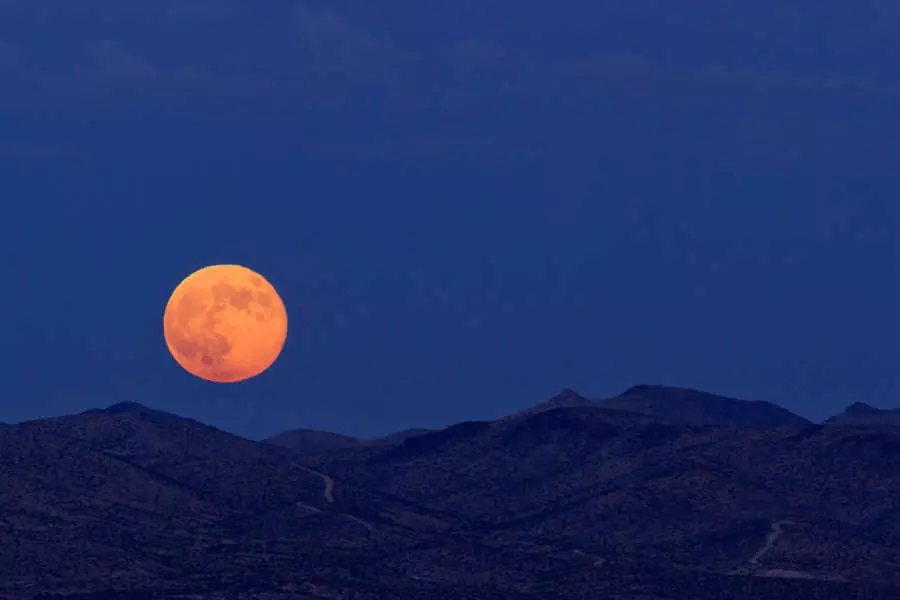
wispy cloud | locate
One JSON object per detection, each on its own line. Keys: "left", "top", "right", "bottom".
{"left": 445, "top": 41, "right": 506, "bottom": 73}
{"left": 29, "top": 40, "right": 274, "bottom": 98}
{"left": 88, "top": 40, "right": 159, "bottom": 82}
{"left": 2, "top": 3, "right": 899, "bottom": 125}
{"left": 296, "top": 135, "right": 549, "bottom": 162}
{"left": 166, "top": 0, "right": 239, "bottom": 21}
{"left": 292, "top": 5, "right": 417, "bottom": 81}
{"left": 557, "top": 51, "right": 900, "bottom": 97}
{"left": 0, "top": 43, "right": 19, "bottom": 69}
{"left": 0, "top": 142, "right": 84, "bottom": 160}
{"left": 556, "top": 52, "right": 650, "bottom": 77}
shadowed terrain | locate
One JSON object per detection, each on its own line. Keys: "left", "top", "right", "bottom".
{"left": 263, "top": 427, "right": 432, "bottom": 454}
{"left": 826, "top": 401, "right": 900, "bottom": 426}
{"left": 4, "top": 386, "right": 900, "bottom": 598}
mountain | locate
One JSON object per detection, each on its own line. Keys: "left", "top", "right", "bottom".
{"left": 263, "top": 426, "right": 432, "bottom": 453}
{"left": 2, "top": 402, "right": 453, "bottom": 597}
{"left": 826, "top": 401, "right": 900, "bottom": 426}
{"left": 0, "top": 421, "right": 228, "bottom": 595}
{"left": 305, "top": 404, "right": 900, "bottom": 584}
{"left": 263, "top": 428, "right": 363, "bottom": 453}
{"left": 367, "top": 427, "right": 433, "bottom": 446}
{"left": 18, "top": 402, "right": 354, "bottom": 515}
{"left": 596, "top": 384, "right": 811, "bottom": 427}
{"left": 506, "top": 388, "right": 593, "bottom": 419}
{"left": 5, "top": 388, "right": 900, "bottom": 598}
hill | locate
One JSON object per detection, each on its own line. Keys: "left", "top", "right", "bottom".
{"left": 4, "top": 386, "right": 900, "bottom": 598}
{"left": 263, "top": 428, "right": 363, "bottom": 453}
{"left": 595, "top": 384, "right": 811, "bottom": 427}
{"left": 826, "top": 401, "right": 900, "bottom": 426}
{"left": 263, "top": 426, "right": 432, "bottom": 454}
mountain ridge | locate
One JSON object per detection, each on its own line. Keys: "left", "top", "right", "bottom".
{"left": 826, "top": 401, "right": 900, "bottom": 425}
{"left": 595, "top": 384, "right": 812, "bottom": 428}
{"left": 5, "top": 384, "right": 900, "bottom": 597}
{"left": 80, "top": 385, "right": 893, "bottom": 446}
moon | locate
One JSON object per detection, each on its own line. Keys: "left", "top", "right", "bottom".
{"left": 163, "top": 264, "right": 287, "bottom": 383}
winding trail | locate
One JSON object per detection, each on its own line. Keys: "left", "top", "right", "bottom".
{"left": 344, "top": 514, "right": 375, "bottom": 532}
{"left": 292, "top": 463, "right": 334, "bottom": 504}
{"left": 748, "top": 520, "right": 794, "bottom": 566}
{"left": 727, "top": 519, "right": 797, "bottom": 575}
{"left": 294, "top": 500, "right": 321, "bottom": 513}
{"left": 291, "top": 463, "right": 373, "bottom": 532}
{"left": 573, "top": 549, "right": 606, "bottom": 567}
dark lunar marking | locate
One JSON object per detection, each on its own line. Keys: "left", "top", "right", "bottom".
{"left": 250, "top": 276, "right": 263, "bottom": 288}
{"left": 229, "top": 287, "right": 253, "bottom": 311}
{"left": 170, "top": 325, "right": 231, "bottom": 364}
{"left": 210, "top": 334, "right": 232, "bottom": 357}
{"left": 255, "top": 312, "right": 265, "bottom": 322}
{"left": 256, "top": 292, "right": 272, "bottom": 308}
{"left": 210, "top": 282, "right": 236, "bottom": 301}
{"left": 204, "top": 310, "right": 219, "bottom": 332}
{"left": 176, "top": 290, "right": 209, "bottom": 319}
{"left": 172, "top": 336, "right": 206, "bottom": 359}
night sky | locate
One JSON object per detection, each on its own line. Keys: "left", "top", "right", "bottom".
{"left": 3, "top": 1, "right": 900, "bottom": 440}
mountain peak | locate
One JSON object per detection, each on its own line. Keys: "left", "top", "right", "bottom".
{"left": 264, "top": 428, "right": 362, "bottom": 453}
{"left": 827, "top": 402, "right": 900, "bottom": 426}
{"left": 103, "top": 401, "right": 153, "bottom": 414}
{"left": 506, "top": 388, "right": 591, "bottom": 420}
{"left": 599, "top": 384, "right": 810, "bottom": 428}
{"left": 79, "top": 402, "right": 185, "bottom": 424}
{"left": 546, "top": 388, "right": 590, "bottom": 406}
{"left": 623, "top": 383, "right": 662, "bottom": 394}
{"left": 844, "top": 401, "right": 880, "bottom": 415}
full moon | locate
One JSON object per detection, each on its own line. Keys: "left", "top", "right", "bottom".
{"left": 163, "top": 264, "right": 287, "bottom": 383}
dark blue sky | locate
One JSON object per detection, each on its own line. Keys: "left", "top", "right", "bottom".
{"left": 3, "top": 0, "right": 900, "bottom": 439}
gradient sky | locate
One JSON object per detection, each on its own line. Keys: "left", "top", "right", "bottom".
{"left": 3, "top": 1, "right": 900, "bottom": 439}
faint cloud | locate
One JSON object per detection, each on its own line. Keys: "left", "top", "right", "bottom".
{"left": 557, "top": 51, "right": 900, "bottom": 97}
{"left": 32, "top": 40, "right": 274, "bottom": 97}
{"left": 446, "top": 41, "right": 505, "bottom": 72}
{"left": 297, "top": 136, "right": 548, "bottom": 162}
{"left": 166, "top": 0, "right": 239, "bottom": 21}
{"left": 88, "top": 40, "right": 160, "bottom": 82}
{"left": 0, "top": 43, "right": 19, "bottom": 69}
{"left": 558, "top": 52, "right": 650, "bottom": 76}
{"left": 292, "top": 5, "right": 415, "bottom": 81}
{"left": 0, "top": 142, "right": 84, "bottom": 160}
{"left": 871, "top": 0, "right": 900, "bottom": 33}
{"left": 693, "top": 63, "right": 888, "bottom": 94}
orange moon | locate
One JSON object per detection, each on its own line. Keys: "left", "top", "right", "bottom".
{"left": 163, "top": 264, "right": 287, "bottom": 383}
